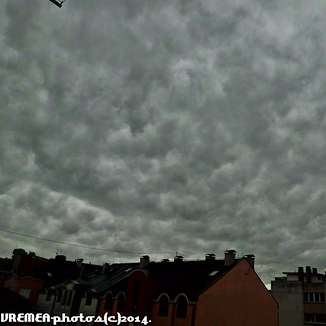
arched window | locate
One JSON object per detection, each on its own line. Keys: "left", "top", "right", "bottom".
{"left": 176, "top": 296, "right": 187, "bottom": 318}
{"left": 62, "top": 291, "right": 68, "bottom": 305}
{"left": 66, "top": 291, "right": 72, "bottom": 306}
{"left": 158, "top": 295, "right": 169, "bottom": 316}
{"left": 85, "top": 292, "right": 92, "bottom": 306}
{"left": 57, "top": 290, "right": 63, "bottom": 302}
{"left": 104, "top": 293, "right": 113, "bottom": 311}
{"left": 46, "top": 290, "right": 53, "bottom": 301}
{"left": 117, "top": 293, "right": 125, "bottom": 312}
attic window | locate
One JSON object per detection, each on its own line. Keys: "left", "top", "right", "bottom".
{"left": 209, "top": 270, "right": 219, "bottom": 276}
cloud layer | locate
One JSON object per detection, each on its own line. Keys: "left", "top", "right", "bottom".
{"left": 1, "top": 0, "right": 326, "bottom": 285}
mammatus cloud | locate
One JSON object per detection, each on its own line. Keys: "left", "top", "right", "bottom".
{"left": 1, "top": 0, "right": 326, "bottom": 285}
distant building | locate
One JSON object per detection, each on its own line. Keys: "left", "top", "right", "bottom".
{"left": 0, "top": 248, "right": 99, "bottom": 310}
{"left": 0, "top": 286, "right": 34, "bottom": 326}
{"left": 271, "top": 266, "right": 326, "bottom": 326}
{"left": 40, "top": 250, "right": 278, "bottom": 326}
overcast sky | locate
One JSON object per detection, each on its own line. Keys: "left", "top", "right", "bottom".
{"left": 1, "top": 0, "right": 326, "bottom": 286}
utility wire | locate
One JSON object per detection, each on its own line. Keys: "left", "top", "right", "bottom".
{"left": 0, "top": 228, "right": 175, "bottom": 255}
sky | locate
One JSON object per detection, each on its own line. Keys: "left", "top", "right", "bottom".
{"left": 1, "top": 0, "right": 326, "bottom": 287}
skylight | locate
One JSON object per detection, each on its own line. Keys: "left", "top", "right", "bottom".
{"left": 209, "top": 270, "right": 219, "bottom": 276}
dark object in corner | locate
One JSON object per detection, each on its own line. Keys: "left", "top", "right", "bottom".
{"left": 49, "top": 0, "right": 65, "bottom": 8}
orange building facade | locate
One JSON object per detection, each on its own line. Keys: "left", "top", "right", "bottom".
{"left": 95, "top": 252, "right": 279, "bottom": 326}
{"left": 196, "top": 259, "right": 279, "bottom": 326}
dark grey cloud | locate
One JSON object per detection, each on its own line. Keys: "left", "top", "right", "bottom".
{"left": 2, "top": 0, "right": 326, "bottom": 286}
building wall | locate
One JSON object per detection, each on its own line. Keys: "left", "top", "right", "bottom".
{"left": 38, "top": 291, "right": 55, "bottom": 313}
{"left": 151, "top": 300, "right": 174, "bottom": 326}
{"left": 79, "top": 292, "right": 98, "bottom": 317}
{"left": 196, "top": 259, "right": 279, "bottom": 326}
{"left": 150, "top": 298, "right": 196, "bottom": 326}
{"left": 124, "top": 270, "right": 158, "bottom": 319}
{"left": 4, "top": 275, "right": 44, "bottom": 308}
{"left": 271, "top": 280, "right": 303, "bottom": 326}
{"left": 174, "top": 302, "right": 196, "bottom": 326}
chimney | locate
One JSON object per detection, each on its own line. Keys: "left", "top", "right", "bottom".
{"left": 161, "top": 259, "right": 170, "bottom": 263}
{"left": 102, "top": 263, "right": 111, "bottom": 274}
{"left": 12, "top": 249, "right": 27, "bottom": 273}
{"left": 80, "top": 264, "right": 88, "bottom": 278}
{"left": 298, "top": 267, "right": 304, "bottom": 282}
{"left": 313, "top": 268, "right": 317, "bottom": 274}
{"left": 174, "top": 255, "right": 183, "bottom": 263}
{"left": 139, "top": 255, "right": 150, "bottom": 268}
{"left": 224, "top": 250, "right": 236, "bottom": 266}
{"left": 75, "top": 258, "right": 84, "bottom": 268}
{"left": 55, "top": 255, "right": 66, "bottom": 261}
{"left": 205, "top": 254, "right": 216, "bottom": 261}
{"left": 306, "top": 266, "right": 311, "bottom": 283}
{"left": 245, "top": 254, "right": 255, "bottom": 270}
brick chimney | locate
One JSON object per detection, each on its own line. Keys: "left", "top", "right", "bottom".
{"left": 139, "top": 255, "right": 150, "bottom": 268}
{"left": 102, "top": 263, "right": 111, "bottom": 274}
{"left": 205, "top": 253, "right": 216, "bottom": 261}
{"left": 55, "top": 255, "right": 66, "bottom": 261}
{"left": 174, "top": 255, "right": 184, "bottom": 263}
{"left": 306, "top": 266, "right": 311, "bottom": 283}
{"left": 75, "top": 258, "right": 84, "bottom": 268}
{"left": 12, "top": 248, "right": 27, "bottom": 274}
{"left": 298, "top": 267, "right": 304, "bottom": 282}
{"left": 80, "top": 264, "right": 88, "bottom": 278}
{"left": 224, "top": 250, "right": 236, "bottom": 266}
{"left": 245, "top": 254, "right": 255, "bottom": 270}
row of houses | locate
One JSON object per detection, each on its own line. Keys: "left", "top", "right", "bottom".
{"left": 1, "top": 248, "right": 326, "bottom": 325}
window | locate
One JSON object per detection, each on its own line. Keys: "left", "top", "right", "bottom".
{"left": 132, "top": 281, "right": 140, "bottom": 315}
{"left": 304, "top": 292, "right": 325, "bottom": 303}
{"left": 19, "top": 288, "right": 31, "bottom": 299}
{"left": 57, "top": 290, "right": 63, "bottom": 302}
{"left": 85, "top": 292, "right": 92, "bottom": 306}
{"left": 105, "top": 293, "right": 113, "bottom": 311}
{"left": 158, "top": 296, "right": 169, "bottom": 316}
{"left": 305, "top": 313, "right": 326, "bottom": 323}
{"left": 46, "top": 290, "right": 53, "bottom": 301}
{"left": 176, "top": 296, "right": 187, "bottom": 318}
{"left": 62, "top": 291, "right": 68, "bottom": 305}
{"left": 66, "top": 291, "right": 72, "bottom": 306}
{"left": 117, "top": 293, "right": 125, "bottom": 312}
